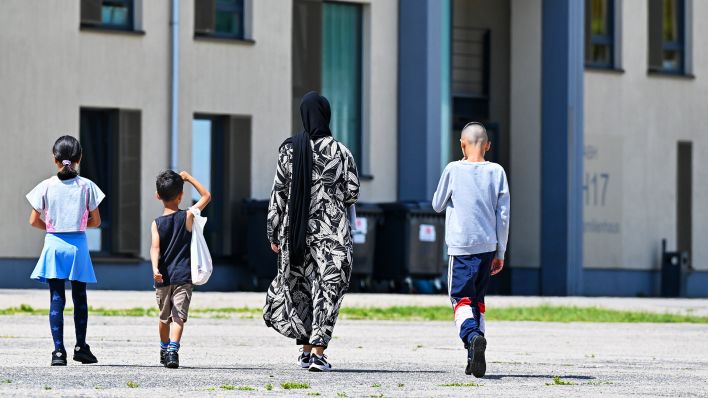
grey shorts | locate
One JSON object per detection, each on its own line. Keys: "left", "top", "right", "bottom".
{"left": 155, "top": 284, "right": 193, "bottom": 324}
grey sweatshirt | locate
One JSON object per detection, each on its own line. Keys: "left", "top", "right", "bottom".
{"left": 432, "top": 161, "right": 510, "bottom": 259}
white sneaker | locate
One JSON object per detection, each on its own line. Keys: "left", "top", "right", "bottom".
{"left": 298, "top": 352, "right": 312, "bottom": 369}
{"left": 308, "top": 354, "right": 332, "bottom": 372}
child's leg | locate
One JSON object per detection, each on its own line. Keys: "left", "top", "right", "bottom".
{"left": 472, "top": 253, "right": 494, "bottom": 336}
{"left": 167, "top": 284, "right": 192, "bottom": 352}
{"left": 70, "top": 281, "right": 88, "bottom": 348}
{"left": 159, "top": 322, "right": 170, "bottom": 345}
{"left": 448, "top": 255, "right": 487, "bottom": 346}
{"left": 47, "top": 279, "right": 67, "bottom": 351}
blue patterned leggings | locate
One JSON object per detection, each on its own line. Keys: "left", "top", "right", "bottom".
{"left": 47, "top": 279, "right": 88, "bottom": 351}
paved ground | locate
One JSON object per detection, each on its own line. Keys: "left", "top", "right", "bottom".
{"left": 2, "top": 289, "right": 708, "bottom": 315}
{"left": 1, "top": 314, "right": 708, "bottom": 396}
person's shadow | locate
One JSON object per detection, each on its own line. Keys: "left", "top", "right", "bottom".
{"left": 483, "top": 374, "right": 596, "bottom": 380}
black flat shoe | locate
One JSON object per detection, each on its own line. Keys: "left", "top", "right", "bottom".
{"left": 466, "top": 335, "right": 487, "bottom": 377}
{"left": 165, "top": 350, "right": 179, "bottom": 369}
{"left": 73, "top": 344, "right": 98, "bottom": 364}
{"left": 51, "top": 349, "right": 67, "bottom": 366}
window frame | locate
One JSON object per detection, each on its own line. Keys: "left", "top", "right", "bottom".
{"left": 194, "top": 0, "right": 255, "bottom": 44}
{"left": 80, "top": 0, "right": 143, "bottom": 34}
{"left": 648, "top": 0, "right": 693, "bottom": 77}
{"left": 585, "top": 0, "right": 624, "bottom": 71}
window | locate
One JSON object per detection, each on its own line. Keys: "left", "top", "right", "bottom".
{"left": 292, "top": 0, "right": 365, "bottom": 169}
{"left": 192, "top": 115, "right": 251, "bottom": 260}
{"left": 80, "top": 0, "right": 135, "bottom": 31}
{"left": 585, "top": 0, "right": 615, "bottom": 68}
{"left": 648, "top": 0, "right": 688, "bottom": 74}
{"left": 195, "top": 0, "right": 250, "bottom": 40}
{"left": 79, "top": 108, "right": 141, "bottom": 257}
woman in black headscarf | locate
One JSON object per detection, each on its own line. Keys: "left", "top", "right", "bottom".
{"left": 264, "top": 91, "right": 360, "bottom": 372}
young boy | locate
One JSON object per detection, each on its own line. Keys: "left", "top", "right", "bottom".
{"left": 150, "top": 170, "right": 211, "bottom": 369}
{"left": 432, "top": 122, "right": 510, "bottom": 378}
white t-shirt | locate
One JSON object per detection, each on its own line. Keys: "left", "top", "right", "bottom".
{"left": 26, "top": 176, "right": 105, "bottom": 233}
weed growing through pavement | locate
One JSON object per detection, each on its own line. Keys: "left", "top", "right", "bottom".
{"left": 44, "top": 386, "right": 52, "bottom": 390}
{"left": 307, "top": 393, "right": 321, "bottom": 396}
{"left": 546, "top": 376, "right": 575, "bottom": 386}
{"left": 94, "top": 385, "right": 103, "bottom": 390}
{"left": 439, "top": 382, "right": 482, "bottom": 387}
{"left": 236, "top": 386, "right": 255, "bottom": 391}
{"left": 281, "top": 382, "right": 310, "bottom": 390}
{"left": 127, "top": 381, "right": 139, "bottom": 388}
{"left": 370, "top": 394, "right": 384, "bottom": 398}
{"left": 3, "top": 380, "right": 11, "bottom": 384}
{"left": 372, "top": 383, "right": 381, "bottom": 387}
{"left": 206, "top": 387, "right": 215, "bottom": 391}
{"left": 220, "top": 385, "right": 236, "bottom": 390}
{"left": 585, "top": 380, "right": 613, "bottom": 385}
{"left": 265, "top": 383, "right": 273, "bottom": 390}
{"left": 397, "top": 383, "right": 405, "bottom": 388}
{"left": 336, "top": 393, "right": 348, "bottom": 397}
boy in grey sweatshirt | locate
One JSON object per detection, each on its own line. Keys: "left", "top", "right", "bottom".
{"left": 432, "top": 122, "right": 510, "bottom": 378}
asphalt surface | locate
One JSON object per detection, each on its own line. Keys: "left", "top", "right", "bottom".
{"left": 1, "top": 314, "right": 707, "bottom": 397}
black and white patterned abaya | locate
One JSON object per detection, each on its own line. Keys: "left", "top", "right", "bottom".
{"left": 264, "top": 136, "right": 360, "bottom": 347}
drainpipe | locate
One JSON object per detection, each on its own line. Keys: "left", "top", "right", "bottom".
{"left": 169, "top": 0, "right": 180, "bottom": 170}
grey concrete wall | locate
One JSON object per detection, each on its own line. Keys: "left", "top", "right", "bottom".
{"left": 509, "top": 0, "right": 543, "bottom": 269}
{"left": 584, "top": 0, "right": 708, "bottom": 271}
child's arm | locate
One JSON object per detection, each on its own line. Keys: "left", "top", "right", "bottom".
{"left": 86, "top": 209, "right": 101, "bottom": 228}
{"left": 28, "top": 209, "right": 46, "bottom": 230}
{"left": 150, "top": 221, "right": 163, "bottom": 284}
{"left": 180, "top": 171, "right": 211, "bottom": 232}
{"left": 432, "top": 165, "right": 453, "bottom": 213}
{"left": 492, "top": 169, "right": 510, "bottom": 275}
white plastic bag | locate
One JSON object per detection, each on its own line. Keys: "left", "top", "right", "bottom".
{"left": 189, "top": 207, "right": 213, "bottom": 285}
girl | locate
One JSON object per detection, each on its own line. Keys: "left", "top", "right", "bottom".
{"left": 26, "top": 135, "right": 105, "bottom": 366}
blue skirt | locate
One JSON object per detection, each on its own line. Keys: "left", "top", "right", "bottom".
{"left": 31, "top": 233, "right": 97, "bottom": 284}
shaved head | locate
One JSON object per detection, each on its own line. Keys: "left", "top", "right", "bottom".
{"left": 461, "top": 122, "right": 488, "bottom": 145}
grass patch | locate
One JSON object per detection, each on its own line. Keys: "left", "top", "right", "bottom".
{"left": 372, "top": 383, "right": 381, "bottom": 388}
{"left": 44, "top": 386, "right": 52, "bottom": 390}
{"left": 264, "top": 383, "right": 273, "bottom": 391}
{"left": 336, "top": 393, "right": 348, "bottom": 397}
{"left": 439, "top": 382, "right": 481, "bottom": 387}
{"left": 236, "top": 386, "right": 255, "bottom": 391}
{"left": 307, "top": 393, "right": 321, "bottom": 396}
{"left": 281, "top": 382, "right": 310, "bottom": 390}
{"left": 3, "top": 304, "right": 708, "bottom": 323}
{"left": 127, "top": 381, "right": 139, "bottom": 388}
{"left": 546, "top": 376, "right": 575, "bottom": 386}
{"left": 220, "top": 385, "right": 235, "bottom": 390}
{"left": 370, "top": 395, "right": 384, "bottom": 398}
{"left": 397, "top": 383, "right": 405, "bottom": 388}
{"left": 3, "top": 380, "right": 11, "bottom": 384}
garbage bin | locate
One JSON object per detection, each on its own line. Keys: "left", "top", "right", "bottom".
{"left": 374, "top": 202, "right": 446, "bottom": 291}
{"left": 243, "top": 199, "right": 277, "bottom": 290}
{"left": 349, "top": 203, "right": 383, "bottom": 291}
{"left": 661, "top": 245, "right": 691, "bottom": 297}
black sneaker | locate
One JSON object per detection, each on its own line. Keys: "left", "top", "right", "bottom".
{"left": 51, "top": 349, "right": 67, "bottom": 366}
{"left": 73, "top": 344, "right": 98, "bottom": 364}
{"left": 466, "top": 335, "right": 487, "bottom": 377}
{"left": 298, "top": 352, "right": 312, "bottom": 369}
{"left": 160, "top": 348, "right": 167, "bottom": 365}
{"left": 308, "top": 355, "right": 332, "bottom": 372}
{"left": 165, "top": 350, "right": 179, "bottom": 369}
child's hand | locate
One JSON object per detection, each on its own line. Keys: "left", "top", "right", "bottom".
{"left": 153, "top": 270, "right": 163, "bottom": 284}
{"left": 179, "top": 171, "right": 192, "bottom": 182}
{"left": 491, "top": 258, "right": 504, "bottom": 275}
{"left": 271, "top": 243, "right": 280, "bottom": 254}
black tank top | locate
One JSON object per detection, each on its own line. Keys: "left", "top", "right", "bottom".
{"left": 155, "top": 210, "right": 192, "bottom": 287}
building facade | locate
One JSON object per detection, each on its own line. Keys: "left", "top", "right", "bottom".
{"left": 0, "top": 0, "right": 705, "bottom": 296}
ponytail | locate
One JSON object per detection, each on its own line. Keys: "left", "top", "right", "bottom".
{"left": 53, "top": 135, "right": 82, "bottom": 181}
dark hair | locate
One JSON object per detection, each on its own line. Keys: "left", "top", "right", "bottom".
{"left": 156, "top": 170, "right": 184, "bottom": 202}
{"left": 53, "top": 135, "right": 82, "bottom": 180}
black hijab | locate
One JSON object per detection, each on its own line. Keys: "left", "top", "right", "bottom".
{"left": 281, "top": 91, "right": 333, "bottom": 266}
